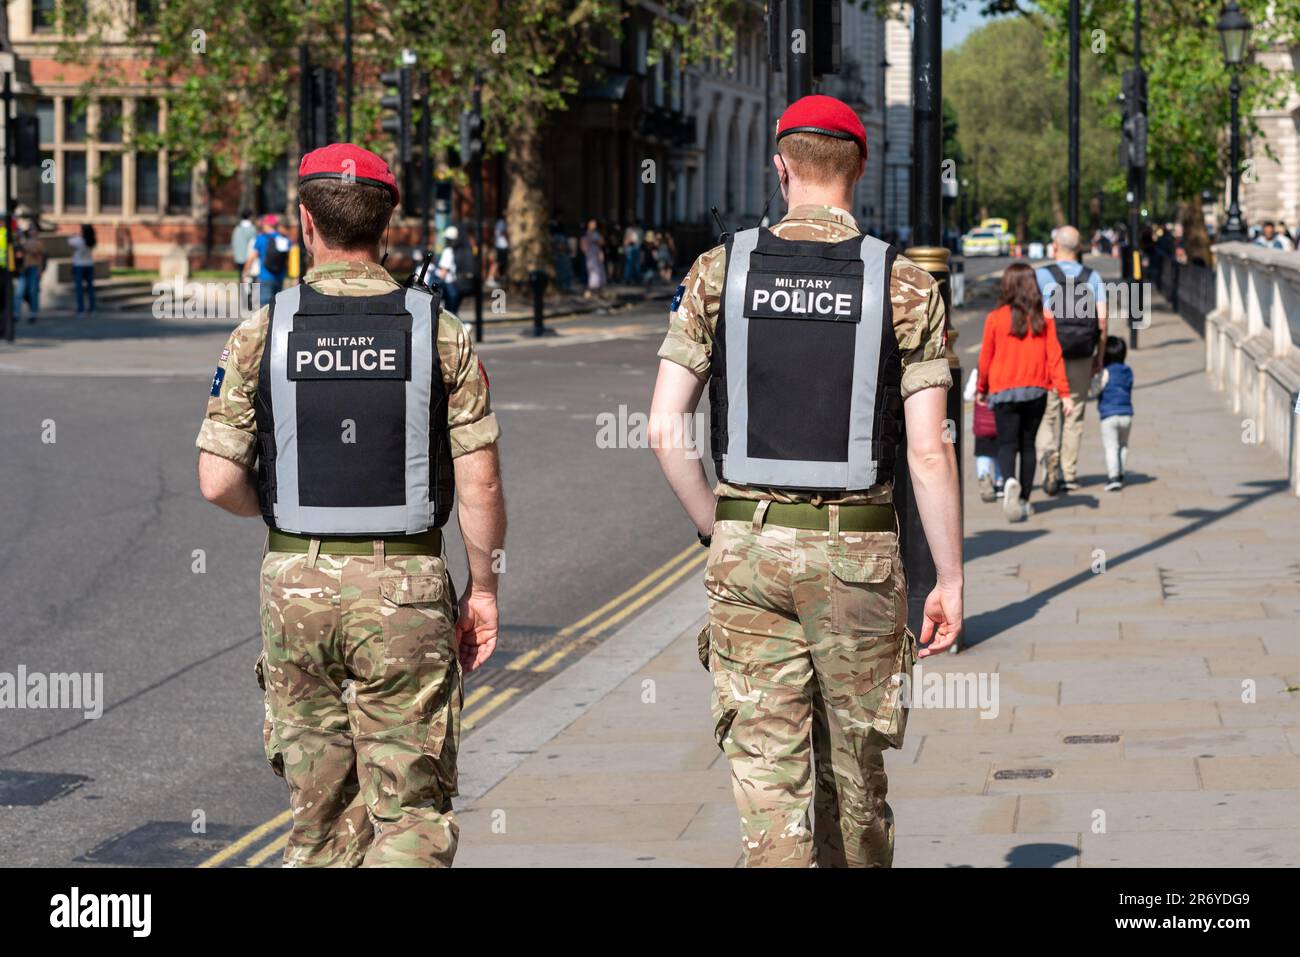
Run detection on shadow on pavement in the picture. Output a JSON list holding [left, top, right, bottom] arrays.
[[1135, 367, 1203, 391], [961, 479, 1288, 649], [964, 527, 1049, 562]]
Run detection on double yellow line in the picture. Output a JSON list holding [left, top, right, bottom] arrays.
[[196, 541, 708, 868]]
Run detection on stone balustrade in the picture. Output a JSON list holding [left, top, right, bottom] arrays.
[[1205, 242, 1300, 495]]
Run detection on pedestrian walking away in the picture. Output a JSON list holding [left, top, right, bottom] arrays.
[[244, 214, 292, 307], [650, 94, 963, 868], [16, 217, 45, 323], [231, 209, 258, 278], [195, 143, 507, 868], [1033, 224, 1106, 493], [977, 262, 1075, 523], [67, 223, 97, 316], [964, 366, 1002, 502], [1097, 334, 1136, 490], [582, 219, 605, 295], [433, 225, 463, 315]]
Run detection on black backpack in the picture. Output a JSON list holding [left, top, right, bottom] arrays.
[[453, 241, 478, 293], [261, 233, 289, 274], [1045, 263, 1100, 359]]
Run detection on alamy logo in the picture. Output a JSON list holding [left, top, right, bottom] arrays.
[[49, 887, 151, 937], [0, 666, 103, 719]]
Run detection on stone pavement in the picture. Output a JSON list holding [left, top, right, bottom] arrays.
[[453, 285, 1300, 868]]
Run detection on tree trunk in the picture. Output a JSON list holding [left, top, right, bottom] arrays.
[[1048, 178, 1065, 228], [505, 116, 550, 288]]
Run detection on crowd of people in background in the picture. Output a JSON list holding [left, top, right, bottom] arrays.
[[972, 224, 1137, 523], [547, 217, 678, 296]]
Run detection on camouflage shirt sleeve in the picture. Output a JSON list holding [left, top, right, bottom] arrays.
[[892, 257, 953, 399], [657, 244, 726, 376], [194, 308, 268, 469], [438, 309, 500, 457]]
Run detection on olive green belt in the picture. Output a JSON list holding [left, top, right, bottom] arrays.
[[267, 528, 443, 556], [715, 498, 895, 532]]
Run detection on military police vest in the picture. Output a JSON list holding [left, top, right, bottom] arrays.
[[708, 227, 902, 492], [253, 283, 454, 534]]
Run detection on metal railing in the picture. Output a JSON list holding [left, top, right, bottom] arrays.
[[1149, 248, 1216, 335]]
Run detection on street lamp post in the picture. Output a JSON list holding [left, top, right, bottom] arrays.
[[1218, 1, 1251, 242], [1067, 0, 1080, 226], [899, 0, 962, 648]]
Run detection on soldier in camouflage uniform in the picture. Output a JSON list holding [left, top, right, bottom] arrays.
[[196, 144, 505, 867], [651, 96, 963, 867]]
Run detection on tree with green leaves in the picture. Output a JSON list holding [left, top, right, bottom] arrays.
[[944, 15, 1119, 241], [975, 0, 1300, 260], [58, 0, 746, 282]]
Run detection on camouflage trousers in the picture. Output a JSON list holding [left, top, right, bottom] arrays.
[[703, 511, 914, 868], [255, 546, 463, 867]]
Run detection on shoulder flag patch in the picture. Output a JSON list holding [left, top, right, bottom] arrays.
[[209, 366, 225, 398], [671, 284, 686, 312]]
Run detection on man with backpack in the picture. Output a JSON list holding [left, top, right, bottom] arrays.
[[1034, 225, 1107, 493], [243, 214, 292, 307]]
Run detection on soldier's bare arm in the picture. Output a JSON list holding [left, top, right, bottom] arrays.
[[902, 386, 963, 655], [196, 450, 260, 517], [649, 359, 714, 536], [453, 444, 505, 673]]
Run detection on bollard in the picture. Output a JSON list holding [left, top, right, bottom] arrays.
[[528, 269, 549, 337]]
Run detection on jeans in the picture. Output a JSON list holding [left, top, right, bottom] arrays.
[[1100, 414, 1133, 478], [994, 395, 1048, 501], [432, 278, 461, 315], [975, 455, 1003, 483], [18, 266, 40, 316], [73, 264, 96, 313], [622, 245, 640, 284], [258, 275, 285, 307]]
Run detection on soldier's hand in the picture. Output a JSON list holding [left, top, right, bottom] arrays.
[[917, 582, 963, 657], [455, 589, 499, 674]]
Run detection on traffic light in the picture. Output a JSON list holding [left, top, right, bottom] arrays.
[[1118, 68, 1148, 170], [459, 108, 483, 168], [1120, 68, 1148, 114], [381, 67, 413, 164]]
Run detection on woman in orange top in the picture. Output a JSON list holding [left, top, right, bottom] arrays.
[[976, 263, 1075, 522]]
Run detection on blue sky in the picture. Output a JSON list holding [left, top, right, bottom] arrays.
[[943, 3, 992, 50]]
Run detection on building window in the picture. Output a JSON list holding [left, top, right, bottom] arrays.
[[64, 153, 88, 211], [136, 153, 160, 211], [36, 99, 55, 143], [258, 155, 289, 214], [134, 99, 159, 139], [168, 162, 193, 213], [39, 151, 55, 209], [136, 0, 157, 27], [99, 152, 124, 211], [32, 0, 57, 32], [64, 102, 87, 143], [99, 100, 124, 143]]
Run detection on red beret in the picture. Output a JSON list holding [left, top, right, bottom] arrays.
[[298, 143, 400, 206], [775, 95, 867, 159]]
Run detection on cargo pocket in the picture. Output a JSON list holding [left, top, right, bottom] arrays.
[[709, 653, 739, 751], [254, 651, 284, 778], [379, 565, 454, 675], [829, 550, 897, 637], [422, 665, 463, 797], [869, 626, 917, 750], [379, 571, 447, 609]]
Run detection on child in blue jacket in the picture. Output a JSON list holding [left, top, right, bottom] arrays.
[[1098, 335, 1134, 490]]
